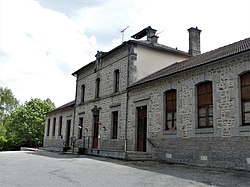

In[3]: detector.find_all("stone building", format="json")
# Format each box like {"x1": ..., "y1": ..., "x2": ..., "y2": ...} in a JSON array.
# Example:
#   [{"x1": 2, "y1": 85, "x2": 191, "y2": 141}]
[
  {"x1": 43, "y1": 26, "x2": 250, "y2": 170},
  {"x1": 127, "y1": 37, "x2": 250, "y2": 170},
  {"x1": 43, "y1": 26, "x2": 191, "y2": 153},
  {"x1": 44, "y1": 101, "x2": 75, "y2": 151}
]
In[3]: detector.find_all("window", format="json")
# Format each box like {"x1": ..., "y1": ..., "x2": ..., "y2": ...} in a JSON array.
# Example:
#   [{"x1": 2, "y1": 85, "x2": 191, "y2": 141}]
[
  {"x1": 165, "y1": 90, "x2": 177, "y2": 130},
  {"x1": 96, "y1": 78, "x2": 100, "y2": 98},
  {"x1": 81, "y1": 85, "x2": 85, "y2": 103},
  {"x1": 197, "y1": 81, "x2": 213, "y2": 128},
  {"x1": 52, "y1": 117, "x2": 56, "y2": 136},
  {"x1": 241, "y1": 72, "x2": 250, "y2": 126},
  {"x1": 114, "y1": 69, "x2": 119, "y2": 93},
  {"x1": 78, "y1": 117, "x2": 83, "y2": 139},
  {"x1": 47, "y1": 119, "x2": 50, "y2": 136},
  {"x1": 58, "y1": 116, "x2": 62, "y2": 136},
  {"x1": 112, "y1": 111, "x2": 118, "y2": 139}
]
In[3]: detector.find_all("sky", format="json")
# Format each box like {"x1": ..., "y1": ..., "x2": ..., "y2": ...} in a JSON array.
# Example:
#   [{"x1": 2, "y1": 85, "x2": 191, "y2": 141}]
[{"x1": 0, "y1": 0, "x2": 249, "y2": 107}]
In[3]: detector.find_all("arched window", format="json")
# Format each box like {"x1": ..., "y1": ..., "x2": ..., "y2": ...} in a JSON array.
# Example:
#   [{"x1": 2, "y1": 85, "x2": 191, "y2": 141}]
[
  {"x1": 78, "y1": 117, "x2": 83, "y2": 139},
  {"x1": 114, "y1": 69, "x2": 119, "y2": 93},
  {"x1": 58, "y1": 116, "x2": 63, "y2": 136},
  {"x1": 47, "y1": 119, "x2": 50, "y2": 136},
  {"x1": 241, "y1": 72, "x2": 250, "y2": 126},
  {"x1": 95, "y1": 78, "x2": 100, "y2": 98},
  {"x1": 52, "y1": 117, "x2": 56, "y2": 136},
  {"x1": 165, "y1": 90, "x2": 177, "y2": 130},
  {"x1": 197, "y1": 81, "x2": 213, "y2": 128},
  {"x1": 112, "y1": 111, "x2": 118, "y2": 139},
  {"x1": 81, "y1": 85, "x2": 85, "y2": 102}
]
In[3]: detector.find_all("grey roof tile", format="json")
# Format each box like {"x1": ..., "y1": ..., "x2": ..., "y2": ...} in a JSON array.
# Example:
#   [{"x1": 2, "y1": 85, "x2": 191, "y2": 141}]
[
  {"x1": 47, "y1": 100, "x2": 75, "y2": 114},
  {"x1": 130, "y1": 37, "x2": 250, "y2": 88}
]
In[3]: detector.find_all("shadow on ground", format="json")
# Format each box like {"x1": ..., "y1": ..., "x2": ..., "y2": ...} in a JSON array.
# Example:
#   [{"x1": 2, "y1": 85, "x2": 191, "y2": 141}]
[{"x1": 26, "y1": 150, "x2": 250, "y2": 187}]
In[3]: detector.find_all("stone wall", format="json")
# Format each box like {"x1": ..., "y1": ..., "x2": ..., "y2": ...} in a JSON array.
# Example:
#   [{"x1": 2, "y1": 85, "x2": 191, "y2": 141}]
[
  {"x1": 74, "y1": 45, "x2": 130, "y2": 151},
  {"x1": 154, "y1": 136, "x2": 250, "y2": 170},
  {"x1": 128, "y1": 51, "x2": 250, "y2": 170},
  {"x1": 43, "y1": 108, "x2": 74, "y2": 150}
]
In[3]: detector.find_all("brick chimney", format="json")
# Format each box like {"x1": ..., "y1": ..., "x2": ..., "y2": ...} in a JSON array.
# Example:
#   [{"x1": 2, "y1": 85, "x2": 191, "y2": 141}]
[
  {"x1": 148, "y1": 34, "x2": 158, "y2": 44},
  {"x1": 146, "y1": 27, "x2": 158, "y2": 43},
  {"x1": 131, "y1": 26, "x2": 158, "y2": 44},
  {"x1": 188, "y1": 27, "x2": 201, "y2": 56}
]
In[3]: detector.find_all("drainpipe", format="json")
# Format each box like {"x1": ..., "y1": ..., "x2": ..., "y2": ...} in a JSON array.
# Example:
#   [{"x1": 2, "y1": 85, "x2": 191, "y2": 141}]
[
  {"x1": 72, "y1": 75, "x2": 78, "y2": 154},
  {"x1": 125, "y1": 42, "x2": 131, "y2": 153}
]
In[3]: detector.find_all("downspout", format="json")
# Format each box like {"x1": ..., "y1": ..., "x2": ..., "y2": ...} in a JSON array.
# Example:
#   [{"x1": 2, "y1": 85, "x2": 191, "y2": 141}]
[
  {"x1": 72, "y1": 74, "x2": 78, "y2": 153},
  {"x1": 125, "y1": 42, "x2": 131, "y2": 153}
]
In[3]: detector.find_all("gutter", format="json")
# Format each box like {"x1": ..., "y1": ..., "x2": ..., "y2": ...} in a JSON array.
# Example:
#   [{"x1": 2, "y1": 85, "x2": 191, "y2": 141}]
[
  {"x1": 72, "y1": 75, "x2": 78, "y2": 153},
  {"x1": 124, "y1": 42, "x2": 131, "y2": 152}
]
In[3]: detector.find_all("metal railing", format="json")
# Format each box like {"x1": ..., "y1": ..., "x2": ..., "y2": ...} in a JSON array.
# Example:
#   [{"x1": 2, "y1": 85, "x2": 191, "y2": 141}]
[{"x1": 147, "y1": 138, "x2": 159, "y2": 149}]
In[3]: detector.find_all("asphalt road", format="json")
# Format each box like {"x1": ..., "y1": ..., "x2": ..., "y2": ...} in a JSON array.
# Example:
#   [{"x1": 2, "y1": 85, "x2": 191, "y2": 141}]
[{"x1": 0, "y1": 150, "x2": 249, "y2": 187}]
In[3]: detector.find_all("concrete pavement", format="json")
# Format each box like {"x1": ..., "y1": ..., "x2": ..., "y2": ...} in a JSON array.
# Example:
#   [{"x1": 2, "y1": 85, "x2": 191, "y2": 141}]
[{"x1": 0, "y1": 150, "x2": 249, "y2": 187}]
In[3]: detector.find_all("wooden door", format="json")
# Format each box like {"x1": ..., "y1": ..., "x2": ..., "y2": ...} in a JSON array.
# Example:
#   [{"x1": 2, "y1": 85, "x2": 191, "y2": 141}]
[
  {"x1": 93, "y1": 115, "x2": 99, "y2": 149},
  {"x1": 137, "y1": 106, "x2": 147, "y2": 152},
  {"x1": 65, "y1": 120, "x2": 71, "y2": 148}
]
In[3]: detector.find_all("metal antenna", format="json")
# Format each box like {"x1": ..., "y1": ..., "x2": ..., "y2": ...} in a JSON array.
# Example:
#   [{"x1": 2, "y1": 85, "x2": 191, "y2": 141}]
[
  {"x1": 120, "y1": 26, "x2": 129, "y2": 43},
  {"x1": 156, "y1": 30, "x2": 164, "y2": 36}
]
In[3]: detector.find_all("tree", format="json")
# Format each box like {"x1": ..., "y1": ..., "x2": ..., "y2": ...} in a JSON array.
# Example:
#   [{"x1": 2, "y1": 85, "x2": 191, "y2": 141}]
[
  {"x1": 5, "y1": 98, "x2": 55, "y2": 149},
  {"x1": 0, "y1": 121, "x2": 7, "y2": 150},
  {"x1": 0, "y1": 87, "x2": 19, "y2": 150},
  {"x1": 0, "y1": 87, "x2": 19, "y2": 121}
]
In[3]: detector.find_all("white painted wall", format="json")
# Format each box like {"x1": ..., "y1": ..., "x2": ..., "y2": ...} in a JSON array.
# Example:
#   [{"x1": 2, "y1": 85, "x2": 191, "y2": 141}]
[{"x1": 134, "y1": 45, "x2": 189, "y2": 81}]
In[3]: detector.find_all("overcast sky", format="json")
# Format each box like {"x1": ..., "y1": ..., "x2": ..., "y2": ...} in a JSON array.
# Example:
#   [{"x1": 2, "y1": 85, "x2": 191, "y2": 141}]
[{"x1": 0, "y1": 0, "x2": 249, "y2": 107}]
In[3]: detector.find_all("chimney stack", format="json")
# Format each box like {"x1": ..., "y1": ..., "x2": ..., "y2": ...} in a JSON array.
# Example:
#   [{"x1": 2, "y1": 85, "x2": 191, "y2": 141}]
[
  {"x1": 131, "y1": 26, "x2": 158, "y2": 44},
  {"x1": 188, "y1": 27, "x2": 201, "y2": 56},
  {"x1": 146, "y1": 27, "x2": 158, "y2": 43}
]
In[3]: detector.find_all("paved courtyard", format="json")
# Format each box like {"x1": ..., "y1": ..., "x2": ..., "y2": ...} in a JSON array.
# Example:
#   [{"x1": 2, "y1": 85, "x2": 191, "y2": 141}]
[{"x1": 0, "y1": 150, "x2": 249, "y2": 187}]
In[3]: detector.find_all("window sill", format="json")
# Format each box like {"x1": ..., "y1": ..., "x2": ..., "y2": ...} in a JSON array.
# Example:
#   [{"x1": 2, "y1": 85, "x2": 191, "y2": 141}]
[
  {"x1": 93, "y1": 97, "x2": 100, "y2": 101},
  {"x1": 113, "y1": 92, "x2": 120, "y2": 96},
  {"x1": 163, "y1": 130, "x2": 177, "y2": 135},
  {"x1": 195, "y1": 127, "x2": 214, "y2": 134},
  {"x1": 239, "y1": 125, "x2": 250, "y2": 132}
]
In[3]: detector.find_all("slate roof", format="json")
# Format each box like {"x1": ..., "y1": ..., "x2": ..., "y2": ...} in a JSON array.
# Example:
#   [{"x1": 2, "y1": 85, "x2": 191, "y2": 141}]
[
  {"x1": 131, "y1": 40, "x2": 191, "y2": 57},
  {"x1": 130, "y1": 37, "x2": 250, "y2": 88},
  {"x1": 47, "y1": 100, "x2": 75, "y2": 114},
  {"x1": 72, "y1": 39, "x2": 190, "y2": 76}
]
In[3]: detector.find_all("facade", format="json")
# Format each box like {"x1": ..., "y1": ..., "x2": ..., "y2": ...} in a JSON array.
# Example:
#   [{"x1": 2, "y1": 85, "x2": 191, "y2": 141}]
[
  {"x1": 43, "y1": 26, "x2": 250, "y2": 170},
  {"x1": 43, "y1": 101, "x2": 75, "y2": 151},
  {"x1": 43, "y1": 26, "x2": 191, "y2": 153},
  {"x1": 127, "y1": 38, "x2": 250, "y2": 170}
]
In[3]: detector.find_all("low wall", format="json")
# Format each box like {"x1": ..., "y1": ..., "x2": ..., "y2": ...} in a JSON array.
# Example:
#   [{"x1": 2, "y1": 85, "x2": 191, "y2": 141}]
[{"x1": 151, "y1": 136, "x2": 250, "y2": 171}]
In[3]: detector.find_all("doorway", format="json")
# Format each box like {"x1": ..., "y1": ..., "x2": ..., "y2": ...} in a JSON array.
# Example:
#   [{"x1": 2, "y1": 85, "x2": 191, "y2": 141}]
[
  {"x1": 137, "y1": 106, "x2": 147, "y2": 152},
  {"x1": 93, "y1": 115, "x2": 99, "y2": 149},
  {"x1": 65, "y1": 120, "x2": 71, "y2": 148}
]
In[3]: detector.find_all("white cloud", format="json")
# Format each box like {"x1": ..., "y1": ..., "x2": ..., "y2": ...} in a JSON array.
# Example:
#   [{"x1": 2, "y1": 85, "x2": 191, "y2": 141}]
[
  {"x1": 0, "y1": 0, "x2": 249, "y2": 107},
  {"x1": 0, "y1": 0, "x2": 97, "y2": 106}
]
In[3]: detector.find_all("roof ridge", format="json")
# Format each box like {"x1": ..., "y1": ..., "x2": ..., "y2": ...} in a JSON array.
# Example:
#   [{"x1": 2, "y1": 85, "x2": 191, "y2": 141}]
[
  {"x1": 130, "y1": 40, "x2": 190, "y2": 56},
  {"x1": 47, "y1": 100, "x2": 75, "y2": 114},
  {"x1": 130, "y1": 37, "x2": 250, "y2": 88}
]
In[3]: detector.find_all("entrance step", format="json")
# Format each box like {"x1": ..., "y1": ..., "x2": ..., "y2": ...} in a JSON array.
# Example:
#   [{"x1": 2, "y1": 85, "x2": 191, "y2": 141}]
[
  {"x1": 85, "y1": 148, "x2": 126, "y2": 159},
  {"x1": 63, "y1": 147, "x2": 79, "y2": 155},
  {"x1": 126, "y1": 151, "x2": 153, "y2": 161}
]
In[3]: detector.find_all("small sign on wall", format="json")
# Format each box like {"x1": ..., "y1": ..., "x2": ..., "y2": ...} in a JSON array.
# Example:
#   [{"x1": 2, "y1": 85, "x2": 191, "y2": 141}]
[
  {"x1": 200, "y1": 155, "x2": 208, "y2": 161},
  {"x1": 166, "y1": 153, "x2": 172, "y2": 159}
]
